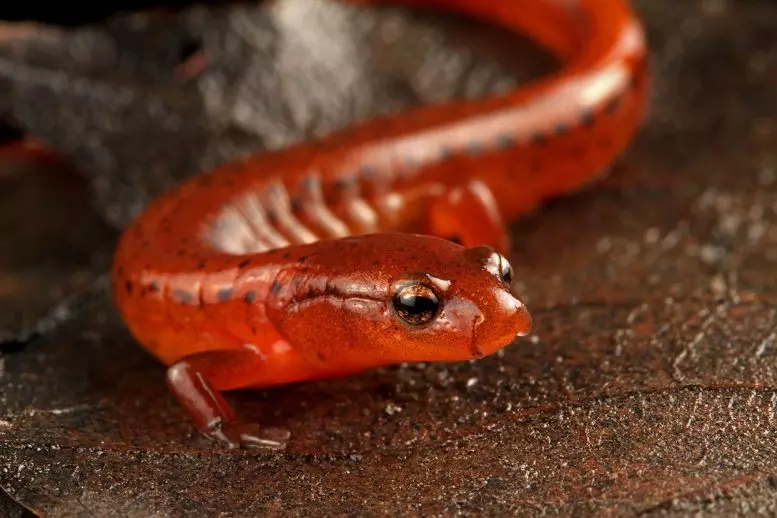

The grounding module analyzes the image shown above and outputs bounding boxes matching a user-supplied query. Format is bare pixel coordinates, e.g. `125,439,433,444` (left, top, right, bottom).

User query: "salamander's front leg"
426,179,510,255
165,347,290,450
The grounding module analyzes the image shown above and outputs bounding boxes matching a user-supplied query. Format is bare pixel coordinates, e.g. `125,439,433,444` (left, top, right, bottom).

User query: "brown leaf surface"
2,0,777,516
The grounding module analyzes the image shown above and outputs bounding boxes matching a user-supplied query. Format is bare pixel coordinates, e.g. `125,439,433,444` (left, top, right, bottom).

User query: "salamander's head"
268,234,532,370
382,240,532,363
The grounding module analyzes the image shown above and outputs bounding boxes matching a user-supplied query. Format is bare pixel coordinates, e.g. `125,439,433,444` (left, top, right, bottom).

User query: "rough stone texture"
1,0,777,516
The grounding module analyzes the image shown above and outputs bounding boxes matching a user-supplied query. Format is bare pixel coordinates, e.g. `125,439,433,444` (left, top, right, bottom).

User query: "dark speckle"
298,256,308,263
555,123,569,136
238,259,251,269
495,134,515,149
530,158,542,174
467,143,484,156
149,281,160,293
334,177,354,190
439,147,452,160
605,94,622,114
530,132,547,145
217,287,233,302
125,280,133,295
244,291,256,303
569,145,586,158
197,260,206,270
581,110,595,126
270,280,282,294
302,177,320,189
290,198,303,211
172,289,193,304
283,252,292,259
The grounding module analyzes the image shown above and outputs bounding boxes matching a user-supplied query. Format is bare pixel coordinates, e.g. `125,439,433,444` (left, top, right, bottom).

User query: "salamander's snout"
471,288,532,358
461,246,533,358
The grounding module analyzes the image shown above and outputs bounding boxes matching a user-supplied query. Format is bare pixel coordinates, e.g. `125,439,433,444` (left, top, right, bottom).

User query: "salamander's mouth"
469,316,485,359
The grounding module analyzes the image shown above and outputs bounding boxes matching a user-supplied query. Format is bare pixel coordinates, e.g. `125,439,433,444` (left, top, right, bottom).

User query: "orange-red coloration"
112,0,649,449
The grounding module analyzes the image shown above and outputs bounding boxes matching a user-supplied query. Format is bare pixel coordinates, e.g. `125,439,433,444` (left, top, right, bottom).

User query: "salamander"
111,0,649,449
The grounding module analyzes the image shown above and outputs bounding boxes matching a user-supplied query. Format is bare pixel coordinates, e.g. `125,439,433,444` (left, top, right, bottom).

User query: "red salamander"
112,0,649,449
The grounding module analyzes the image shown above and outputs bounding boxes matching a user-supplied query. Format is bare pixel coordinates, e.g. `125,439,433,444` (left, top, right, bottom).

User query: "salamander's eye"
392,282,440,326
499,255,513,285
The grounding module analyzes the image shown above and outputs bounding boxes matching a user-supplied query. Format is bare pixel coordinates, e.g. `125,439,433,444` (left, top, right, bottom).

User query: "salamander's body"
112,0,649,449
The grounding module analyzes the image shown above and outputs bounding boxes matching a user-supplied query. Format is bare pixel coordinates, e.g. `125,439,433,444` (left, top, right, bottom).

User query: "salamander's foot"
207,421,290,450
426,179,510,255
165,347,292,450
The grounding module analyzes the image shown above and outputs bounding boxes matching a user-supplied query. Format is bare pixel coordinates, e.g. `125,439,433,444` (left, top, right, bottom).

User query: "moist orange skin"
111,0,649,449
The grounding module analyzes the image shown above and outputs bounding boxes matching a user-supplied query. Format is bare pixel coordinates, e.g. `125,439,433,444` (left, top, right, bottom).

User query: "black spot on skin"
531,158,542,174
217,287,233,302
270,281,282,294
125,280,133,295
605,94,621,114
317,352,326,362
467,143,483,156
302,177,319,189
149,281,160,293
334,178,353,190
373,260,381,266
283,252,292,259
448,235,462,245
581,110,595,126
290,198,303,211
197,261,206,270
495,134,515,149
238,259,251,269
172,289,193,304
555,123,569,136
244,291,256,303
530,132,547,145
298,256,308,263
266,210,277,221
